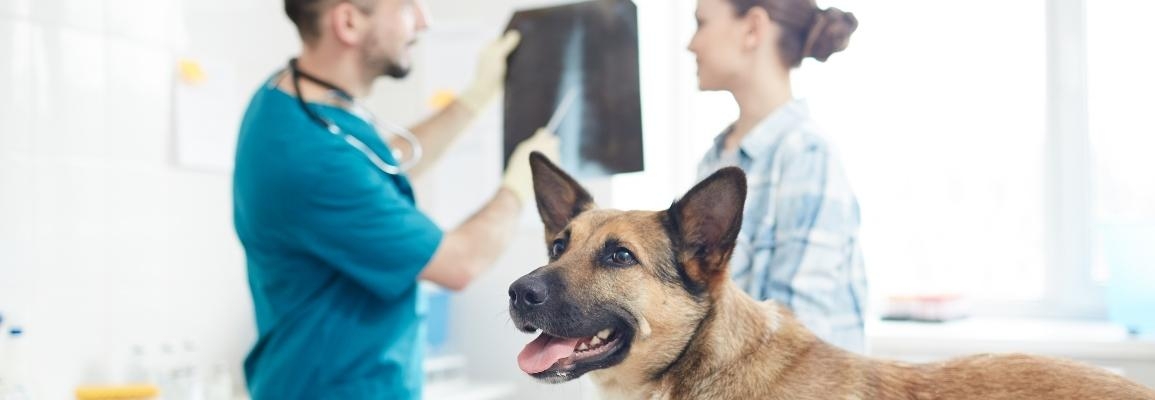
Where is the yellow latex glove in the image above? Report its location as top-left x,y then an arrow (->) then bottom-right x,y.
503,128 -> 561,206
458,30 -> 522,113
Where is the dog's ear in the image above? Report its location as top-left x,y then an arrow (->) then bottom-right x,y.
667,167 -> 747,288
530,151 -> 595,238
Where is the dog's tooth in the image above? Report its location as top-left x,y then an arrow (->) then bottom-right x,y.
590,336 -> 602,346
577,343 -> 589,351
597,329 -> 611,339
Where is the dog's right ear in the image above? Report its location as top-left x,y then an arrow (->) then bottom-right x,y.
529,151 -> 595,238
667,167 -> 747,289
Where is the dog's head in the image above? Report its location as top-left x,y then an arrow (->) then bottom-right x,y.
509,152 -> 746,383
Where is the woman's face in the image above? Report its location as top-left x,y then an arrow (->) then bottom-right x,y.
687,0 -> 749,91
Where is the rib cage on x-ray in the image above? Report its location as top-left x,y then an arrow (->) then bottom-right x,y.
503,0 -> 644,178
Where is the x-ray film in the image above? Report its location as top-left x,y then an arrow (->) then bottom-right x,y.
503,0 -> 644,178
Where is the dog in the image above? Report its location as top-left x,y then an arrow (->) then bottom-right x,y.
508,152 -> 1155,399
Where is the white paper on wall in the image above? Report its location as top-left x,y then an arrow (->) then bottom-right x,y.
172,56 -> 246,173
417,25 -> 509,228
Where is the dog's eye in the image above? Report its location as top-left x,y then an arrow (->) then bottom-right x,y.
550,239 -> 566,258
610,248 -> 636,265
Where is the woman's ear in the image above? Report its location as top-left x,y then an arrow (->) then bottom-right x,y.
742,6 -> 773,50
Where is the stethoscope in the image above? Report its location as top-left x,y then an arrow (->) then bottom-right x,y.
287,58 -> 422,175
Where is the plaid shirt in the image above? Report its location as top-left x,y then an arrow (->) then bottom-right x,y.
698,100 -> 868,353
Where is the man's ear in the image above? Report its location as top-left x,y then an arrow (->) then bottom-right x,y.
667,167 -> 747,288
530,152 -> 595,239
328,2 -> 368,46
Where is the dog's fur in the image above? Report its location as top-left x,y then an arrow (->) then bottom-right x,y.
508,153 -> 1155,399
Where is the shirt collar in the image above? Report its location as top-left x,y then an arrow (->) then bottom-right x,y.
710,99 -> 810,160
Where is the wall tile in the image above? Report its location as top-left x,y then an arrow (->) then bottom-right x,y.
105,0 -> 176,46
20,0 -> 105,32
105,37 -> 170,164
0,0 -> 31,19
0,19 -> 34,157
30,24 -> 108,160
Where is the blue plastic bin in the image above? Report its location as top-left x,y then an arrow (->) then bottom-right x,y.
1102,223 -> 1155,335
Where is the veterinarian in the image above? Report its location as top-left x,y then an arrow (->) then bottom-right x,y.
232,0 -> 558,398
687,0 -> 868,353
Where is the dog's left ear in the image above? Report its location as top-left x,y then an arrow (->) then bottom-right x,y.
667,167 -> 747,288
529,151 -> 595,239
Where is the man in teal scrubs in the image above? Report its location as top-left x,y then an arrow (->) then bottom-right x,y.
232,0 -> 559,398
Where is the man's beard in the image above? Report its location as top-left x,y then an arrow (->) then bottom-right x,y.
362,38 -> 411,79
383,62 -> 410,79
363,53 -> 410,79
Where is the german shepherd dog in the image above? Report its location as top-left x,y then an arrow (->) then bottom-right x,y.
508,153 -> 1155,399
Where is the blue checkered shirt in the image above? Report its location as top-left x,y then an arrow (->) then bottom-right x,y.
697,100 -> 868,353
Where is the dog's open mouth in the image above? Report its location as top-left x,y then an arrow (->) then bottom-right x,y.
517,326 -> 631,377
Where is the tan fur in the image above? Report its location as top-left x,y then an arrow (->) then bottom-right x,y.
519,156 -> 1155,400
590,278 -> 1155,399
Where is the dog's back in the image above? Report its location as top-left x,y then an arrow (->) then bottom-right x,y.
654,289 -> 1155,400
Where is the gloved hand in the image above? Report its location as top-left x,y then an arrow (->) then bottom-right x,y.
502,128 -> 561,206
458,30 -> 521,113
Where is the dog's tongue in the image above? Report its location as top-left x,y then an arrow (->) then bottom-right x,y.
518,333 -> 580,374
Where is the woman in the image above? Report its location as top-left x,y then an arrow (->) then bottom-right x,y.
687,0 -> 867,352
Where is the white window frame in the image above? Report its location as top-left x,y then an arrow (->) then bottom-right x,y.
968,0 -> 1105,319
620,0 -> 1107,320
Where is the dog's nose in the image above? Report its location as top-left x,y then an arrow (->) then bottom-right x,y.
509,276 -> 550,308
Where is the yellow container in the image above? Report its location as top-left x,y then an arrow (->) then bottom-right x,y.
74,385 -> 159,400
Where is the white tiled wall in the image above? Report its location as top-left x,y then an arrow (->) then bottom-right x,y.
2,0 -> 630,399
0,0 -> 296,398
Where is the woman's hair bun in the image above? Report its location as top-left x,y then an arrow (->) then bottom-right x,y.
802,7 -> 858,62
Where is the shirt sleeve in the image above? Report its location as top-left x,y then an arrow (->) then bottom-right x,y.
764,137 -> 859,332
293,146 -> 444,302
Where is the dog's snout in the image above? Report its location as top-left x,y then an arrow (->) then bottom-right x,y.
509,276 -> 550,309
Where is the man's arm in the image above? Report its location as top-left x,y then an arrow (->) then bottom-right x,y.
392,100 -> 475,178
419,128 -> 559,291
390,31 -> 521,178
420,188 -> 521,291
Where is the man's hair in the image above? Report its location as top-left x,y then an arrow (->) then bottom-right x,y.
285,0 -> 377,42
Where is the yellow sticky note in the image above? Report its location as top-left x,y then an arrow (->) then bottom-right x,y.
428,89 -> 457,111
177,58 -> 206,86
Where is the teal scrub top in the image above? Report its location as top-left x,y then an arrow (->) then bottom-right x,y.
232,75 -> 443,399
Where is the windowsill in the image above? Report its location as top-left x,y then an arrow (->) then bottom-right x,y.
423,354 -> 516,400
867,317 -> 1155,362
424,382 -> 515,400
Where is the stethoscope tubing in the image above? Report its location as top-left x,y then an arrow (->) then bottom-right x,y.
287,58 -> 422,176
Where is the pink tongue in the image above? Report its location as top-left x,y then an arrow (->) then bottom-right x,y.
517,333 -> 581,374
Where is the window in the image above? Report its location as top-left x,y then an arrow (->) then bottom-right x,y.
798,0 -> 1048,302
1087,1 -> 1155,286
619,0 -> 1127,317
